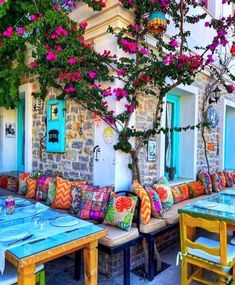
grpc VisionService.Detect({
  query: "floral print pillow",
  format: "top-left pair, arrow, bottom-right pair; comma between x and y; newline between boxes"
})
223,171 -> 234,187
103,192 -> 137,231
19,172 -> 30,195
145,187 -> 163,217
198,170 -> 212,194
210,173 -> 222,193
187,181 -> 204,198
152,184 -> 173,212
36,176 -> 53,201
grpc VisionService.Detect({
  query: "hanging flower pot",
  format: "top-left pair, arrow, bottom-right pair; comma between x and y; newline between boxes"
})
147,11 -> 167,35
230,42 -> 235,56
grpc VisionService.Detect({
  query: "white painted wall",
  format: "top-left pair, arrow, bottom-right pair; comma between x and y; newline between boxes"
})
0,108 -> 17,172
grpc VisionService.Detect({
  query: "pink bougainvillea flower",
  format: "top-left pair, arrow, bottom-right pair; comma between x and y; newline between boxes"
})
140,47 -> 148,55
64,86 -> 75,93
54,45 -> 63,51
92,83 -> 101,89
79,22 -> 88,30
228,84 -> 235,92
46,51 -> 58,61
117,68 -> 127,76
104,115 -> 116,125
55,25 -> 68,37
113,87 -> 127,101
50,34 -> 57,39
17,27 -> 24,36
125,104 -> 135,113
53,5 -> 61,10
169,39 -> 178,48
28,61 -> 38,68
164,53 -> 174,65
0,0 -> 6,4
102,87 -> 112,97
30,15 -> 38,21
88,70 -> 97,79
68,57 -> 77,65
3,26 -> 14,38
120,38 -> 138,53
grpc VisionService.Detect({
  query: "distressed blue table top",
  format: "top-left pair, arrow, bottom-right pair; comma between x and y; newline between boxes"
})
178,189 -> 235,224
0,199 -> 104,260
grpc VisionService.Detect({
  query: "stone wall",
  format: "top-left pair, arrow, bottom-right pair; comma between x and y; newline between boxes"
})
21,74 -> 95,182
32,93 -> 94,182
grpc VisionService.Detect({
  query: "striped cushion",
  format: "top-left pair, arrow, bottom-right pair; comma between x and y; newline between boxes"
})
52,177 -> 85,209
132,180 -> 151,224
25,178 -> 37,198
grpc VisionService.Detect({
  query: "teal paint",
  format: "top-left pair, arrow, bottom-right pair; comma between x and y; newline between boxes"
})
165,94 -> 180,178
17,98 -> 25,172
46,100 -> 66,153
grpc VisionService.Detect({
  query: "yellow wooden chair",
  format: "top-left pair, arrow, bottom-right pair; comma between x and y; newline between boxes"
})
179,214 -> 235,285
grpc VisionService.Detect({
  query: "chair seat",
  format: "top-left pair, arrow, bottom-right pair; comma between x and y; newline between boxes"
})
0,261 -> 44,285
188,237 -> 235,265
98,225 -> 139,247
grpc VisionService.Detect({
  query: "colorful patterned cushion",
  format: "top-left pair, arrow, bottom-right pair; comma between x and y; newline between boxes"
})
187,181 -> 204,198
171,184 -> 189,204
46,178 -> 56,205
145,187 -> 163,218
132,180 -> 151,224
231,172 -> 235,184
198,170 -> 212,194
103,192 -> 137,231
210,173 -> 222,193
0,176 -> 9,189
6,177 -> 19,193
25,178 -> 37,198
76,189 -> 111,221
71,185 -> 113,214
19,173 -> 30,195
223,171 -> 234,187
152,184 -> 173,212
52,177 -> 86,209
217,171 -> 226,189
36,176 -> 53,201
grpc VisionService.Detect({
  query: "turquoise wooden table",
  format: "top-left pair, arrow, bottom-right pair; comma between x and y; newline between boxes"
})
0,203 -> 107,285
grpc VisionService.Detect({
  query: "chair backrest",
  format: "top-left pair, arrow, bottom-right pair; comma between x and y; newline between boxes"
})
115,190 -> 141,230
180,214 -> 228,265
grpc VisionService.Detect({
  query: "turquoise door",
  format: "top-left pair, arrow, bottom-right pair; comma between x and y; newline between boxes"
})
17,98 -> 25,172
165,94 -> 180,179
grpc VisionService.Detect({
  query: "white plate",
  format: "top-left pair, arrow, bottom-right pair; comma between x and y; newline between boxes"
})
207,203 -> 217,208
21,205 -> 37,214
0,228 -> 29,242
51,216 -> 79,227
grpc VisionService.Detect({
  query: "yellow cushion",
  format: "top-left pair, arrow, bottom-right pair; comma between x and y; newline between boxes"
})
132,180 -> 151,225
98,224 -> 139,247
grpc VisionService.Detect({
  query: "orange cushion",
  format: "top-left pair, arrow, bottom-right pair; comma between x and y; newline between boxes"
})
52,177 -> 85,209
25,178 -> 37,198
187,181 -> 204,198
132,180 -> 151,225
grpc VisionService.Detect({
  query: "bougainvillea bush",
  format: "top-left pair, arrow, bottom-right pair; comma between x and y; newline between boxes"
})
0,0 -> 234,180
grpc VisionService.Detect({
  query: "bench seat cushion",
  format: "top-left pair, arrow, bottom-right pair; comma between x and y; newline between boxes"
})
162,195 -> 211,225
98,224 -> 139,247
139,218 -> 166,233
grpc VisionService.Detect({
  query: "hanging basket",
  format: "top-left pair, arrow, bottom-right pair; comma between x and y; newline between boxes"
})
147,11 -> 167,35
230,42 -> 235,56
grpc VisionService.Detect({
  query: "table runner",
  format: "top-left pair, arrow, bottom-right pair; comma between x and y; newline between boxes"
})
0,211 -> 92,274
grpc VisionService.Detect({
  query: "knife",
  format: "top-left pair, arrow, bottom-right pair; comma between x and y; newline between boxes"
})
7,234 -> 33,246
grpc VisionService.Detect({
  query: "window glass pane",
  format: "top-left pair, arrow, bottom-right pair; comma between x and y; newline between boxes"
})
165,102 -> 174,169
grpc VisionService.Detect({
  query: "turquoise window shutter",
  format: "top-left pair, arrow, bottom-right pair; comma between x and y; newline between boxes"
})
165,94 -> 180,179
46,100 -> 66,153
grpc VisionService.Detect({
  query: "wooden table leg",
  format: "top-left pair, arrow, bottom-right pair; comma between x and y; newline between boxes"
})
17,264 -> 36,285
83,240 -> 98,285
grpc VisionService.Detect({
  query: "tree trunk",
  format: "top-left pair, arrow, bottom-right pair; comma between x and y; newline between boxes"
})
131,151 -> 141,182
201,125 -> 210,173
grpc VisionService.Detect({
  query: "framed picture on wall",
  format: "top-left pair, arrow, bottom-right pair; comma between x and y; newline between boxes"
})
147,140 -> 156,161
5,123 -> 16,138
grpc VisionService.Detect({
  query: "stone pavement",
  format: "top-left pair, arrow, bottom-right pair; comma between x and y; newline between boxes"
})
45,242 -> 184,285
